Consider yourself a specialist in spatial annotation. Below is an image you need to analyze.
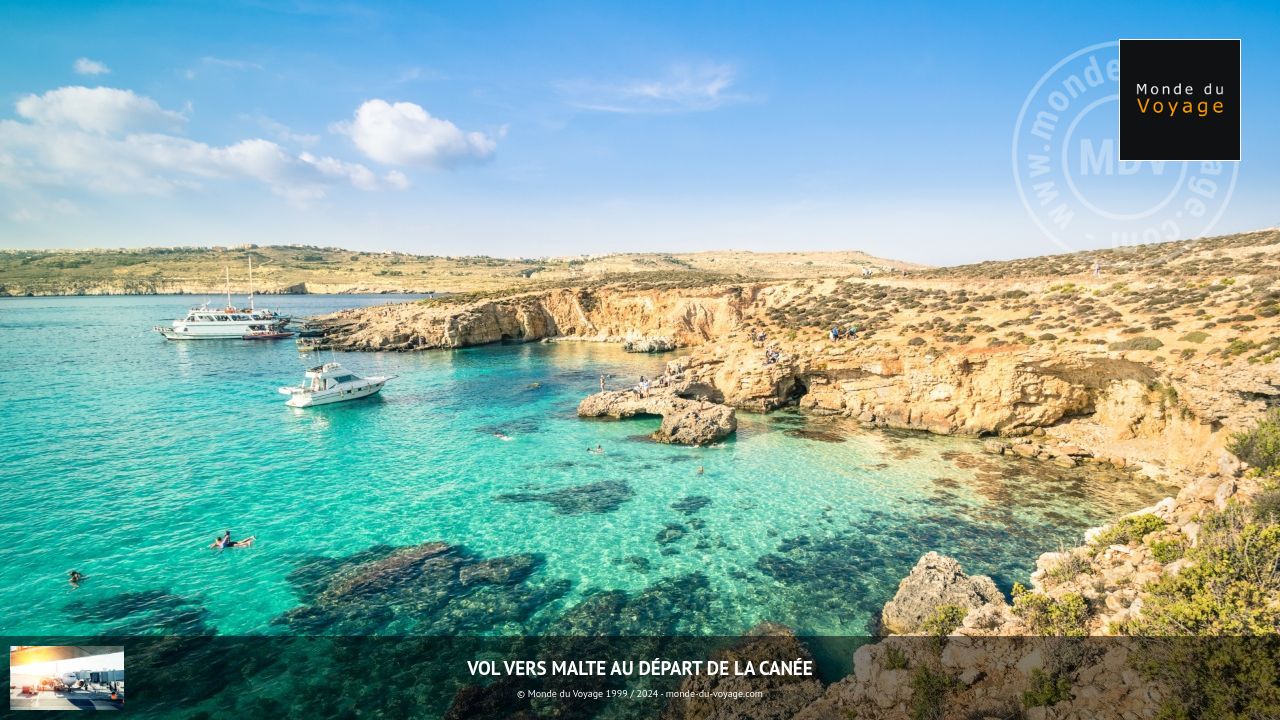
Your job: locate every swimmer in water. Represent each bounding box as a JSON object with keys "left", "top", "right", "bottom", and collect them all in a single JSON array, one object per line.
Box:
[
  {"left": 210, "top": 530, "right": 256, "bottom": 549},
  {"left": 68, "top": 570, "right": 84, "bottom": 587},
  {"left": 493, "top": 432, "right": 512, "bottom": 441}
]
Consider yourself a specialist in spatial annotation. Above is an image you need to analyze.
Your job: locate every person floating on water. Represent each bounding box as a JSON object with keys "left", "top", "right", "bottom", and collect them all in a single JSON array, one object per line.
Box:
[
  {"left": 68, "top": 570, "right": 84, "bottom": 587},
  {"left": 211, "top": 530, "right": 256, "bottom": 549},
  {"left": 589, "top": 443, "right": 604, "bottom": 455}
]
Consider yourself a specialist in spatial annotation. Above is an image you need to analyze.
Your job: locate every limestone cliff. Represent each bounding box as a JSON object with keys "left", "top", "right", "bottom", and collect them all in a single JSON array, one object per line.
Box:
[
  {"left": 315, "top": 285, "right": 755, "bottom": 351},
  {"left": 673, "top": 341, "right": 1278, "bottom": 482}
]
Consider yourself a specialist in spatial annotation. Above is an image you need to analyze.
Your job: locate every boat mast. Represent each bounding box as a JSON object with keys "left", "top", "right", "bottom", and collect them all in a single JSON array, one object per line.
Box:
[
  {"left": 225, "top": 266, "right": 231, "bottom": 309},
  {"left": 248, "top": 255, "right": 255, "bottom": 311}
]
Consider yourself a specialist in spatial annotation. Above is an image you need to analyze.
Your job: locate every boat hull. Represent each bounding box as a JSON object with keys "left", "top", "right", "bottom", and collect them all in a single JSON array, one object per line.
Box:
[{"left": 158, "top": 329, "right": 253, "bottom": 340}]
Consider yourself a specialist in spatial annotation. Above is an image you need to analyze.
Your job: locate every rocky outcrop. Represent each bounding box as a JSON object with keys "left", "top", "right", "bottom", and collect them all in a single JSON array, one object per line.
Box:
[
  {"left": 315, "top": 285, "right": 755, "bottom": 351},
  {"left": 880, "top": 552, "right": 1005, "bottom": 634},
  {"left": 623, "top": 335, "right": 677, "bottom": 353},
  {"left": 793, "top": 634, "right": 1168, "bottom": 720},
  {"left": 577, "top": 389, "right": 737, "bottom": 445},
  {"left": 676, "top": 342, "right": 1279, "bottom": 481},
  {"left": 786, "top": 459, "right": 1263, "bottom": 720}
]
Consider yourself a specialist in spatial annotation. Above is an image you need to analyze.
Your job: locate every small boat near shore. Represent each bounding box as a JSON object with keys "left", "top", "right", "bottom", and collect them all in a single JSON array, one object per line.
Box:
[
  {"left": 244, "top": 330, "right": 295, "bottom": 340},
  {"left": 278, "top": 362, "right": 393, "bottom": 407}
]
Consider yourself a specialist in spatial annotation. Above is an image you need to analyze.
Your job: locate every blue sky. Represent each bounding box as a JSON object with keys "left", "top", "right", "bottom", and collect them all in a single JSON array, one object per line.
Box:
[{"left": 0, "top": 1, "right": 1276, "bottom": 264}]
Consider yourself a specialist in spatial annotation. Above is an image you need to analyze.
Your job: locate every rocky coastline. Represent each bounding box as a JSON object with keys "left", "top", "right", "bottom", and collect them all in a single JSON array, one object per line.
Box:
[{"left": 310, "top": 230, "right": 1280, "bottom": 718}]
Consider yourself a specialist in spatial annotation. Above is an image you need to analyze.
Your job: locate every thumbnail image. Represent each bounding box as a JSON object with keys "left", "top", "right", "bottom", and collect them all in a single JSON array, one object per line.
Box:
[{"left": 9, "top": 646, "right": 124, "bottom": 712}]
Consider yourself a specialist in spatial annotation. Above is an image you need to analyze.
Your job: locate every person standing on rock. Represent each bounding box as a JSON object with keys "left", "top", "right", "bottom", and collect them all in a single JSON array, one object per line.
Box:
[
  {"left": 599, "top": 374, "right": 606, "bottom": 393},
  {"left": 639, "top": 376, "right": 651, "bottom": 398}
]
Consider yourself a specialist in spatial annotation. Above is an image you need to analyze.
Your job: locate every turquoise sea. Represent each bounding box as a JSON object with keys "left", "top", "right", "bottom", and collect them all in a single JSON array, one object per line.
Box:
[{"left": 0, "top": 295, "right": 1176, "bottom": 639}]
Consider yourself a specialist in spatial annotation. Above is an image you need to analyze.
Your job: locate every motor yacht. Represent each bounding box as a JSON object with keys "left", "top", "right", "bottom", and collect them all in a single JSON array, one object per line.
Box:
[{"left": 277, "top": 362, "right": 393, "bottom": 407}]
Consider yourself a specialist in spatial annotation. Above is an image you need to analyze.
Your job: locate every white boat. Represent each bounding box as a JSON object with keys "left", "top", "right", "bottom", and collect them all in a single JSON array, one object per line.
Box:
[
  {"left": 155, "top": 305, "right": 289, "bottom": 339},
  {"left": 154, "top": 260, "right": 290, "bottom": 340},
  {"left": 277, "top": 362, "right": 393, "bottom": 407}
]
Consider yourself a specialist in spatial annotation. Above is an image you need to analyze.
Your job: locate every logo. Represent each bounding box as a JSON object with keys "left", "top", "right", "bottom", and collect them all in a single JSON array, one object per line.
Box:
[
  {"left": 1119, "top": 39, "right": 1240, "bottom": 161},
  {"left": 1012, "top": 41, "right": 1237, "bottom": 252}
]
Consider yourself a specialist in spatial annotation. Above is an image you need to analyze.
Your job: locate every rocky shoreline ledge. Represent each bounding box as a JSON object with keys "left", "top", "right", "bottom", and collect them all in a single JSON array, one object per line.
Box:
[{"left": 577, "top": 388, "right": 737, "bottom": 446}]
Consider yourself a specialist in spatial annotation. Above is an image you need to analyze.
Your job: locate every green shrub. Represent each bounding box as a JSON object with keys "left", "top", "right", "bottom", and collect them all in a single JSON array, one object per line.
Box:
[
  {"left": 1046, "top": 552, "right": 1090, "bottom": 582},
  {"left": 921, "top": 604, "right": 967, "bottom": 638},
  {"left": 1224, "top": 338, "right": 1257, "bottom": 357},
  {"left": 1150, "top": 538, "right": 1185, "bottom": 564},
  {"left": 1180, "top": 331, "right": 1209, "bottom": 343},
  {"left": 1093, "top": 514, "right": 1166, "bottom": 547},
  {"left": 1109, "top": 336, "right": 1164, "bottom": 351},
  {"left": 1022, "top": 667, "right": 1072, "bottom": 708},
  {"left": 1128, "top": 504, "right": 1280, "bottom": 635},
  {"left": 1228, "top": 408, "right": 1280, "bottom": 475},
  {"left": 909, "top": 666, "right": 959, "bottom": 720},
  {"left": 1125, "top": 502, "right": 1280, "bottom": 718},
  {"left": 1253, "top": 489, "right": 1280, "bottom": 524},
  {"left": 884, "top": 645, "right": 908, "bottom": 670},
  {"left": 1011, "top": 585, "right": 1089, "bottom": 636}
]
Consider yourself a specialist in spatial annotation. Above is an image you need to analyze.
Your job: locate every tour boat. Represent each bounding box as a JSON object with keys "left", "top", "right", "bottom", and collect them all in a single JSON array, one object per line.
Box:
[
  {"left": 154, "top": 259, "right": 290, "bottom": 340},
  {"left": 155, "top": 304, "right": 290, "bottom": 339},
  {"left": 277, "top": 362, "right": 393, "bottom": 407}
]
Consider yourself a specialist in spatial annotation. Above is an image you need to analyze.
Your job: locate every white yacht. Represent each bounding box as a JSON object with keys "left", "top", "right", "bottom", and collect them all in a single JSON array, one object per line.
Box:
[
  {"left": 154, "top": 261, "right": 290, "bottom": 340},
  {"left": 278, "top": 362, "right": 393, "bottom": 407}
]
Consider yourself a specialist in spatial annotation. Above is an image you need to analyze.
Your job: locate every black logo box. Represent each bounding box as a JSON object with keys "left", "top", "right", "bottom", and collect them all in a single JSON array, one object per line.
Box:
[{"left": 1119, "top": 39, "right": 1240, "bottom": 161}]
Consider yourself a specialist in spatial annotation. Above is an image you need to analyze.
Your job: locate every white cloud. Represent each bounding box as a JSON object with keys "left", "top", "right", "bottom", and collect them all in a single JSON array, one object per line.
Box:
[
  {"left": 252, "top": 115, "right": 321, "bottom": 145},
  {"left": 557, "top": 62, "right": 747, "bottom": 114},
  {"left": 335, "top": 99, "right": 496, "bottom": 168},
  {"left": 385, "top": 170, "right": 410, "bottom": 190},
  {"left": 17, "top": 86, "right": 186, "bottom": 135},
  {"left": 201, "top": 56, "right": 262, "bottom": 71},
  {"left": 73, "top": 58, "right": 111, "bottom": 76},
  {"left": 0, "top": 85, "right": 394, "bottom": 203},
  {"left": 182, "top": 56, "right": 263, "bottom": 80}
]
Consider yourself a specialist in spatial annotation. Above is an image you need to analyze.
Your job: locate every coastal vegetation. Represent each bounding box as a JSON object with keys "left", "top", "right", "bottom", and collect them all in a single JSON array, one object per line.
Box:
[{"left": 0, "top": 244, "right": 914, "bottom": 296}]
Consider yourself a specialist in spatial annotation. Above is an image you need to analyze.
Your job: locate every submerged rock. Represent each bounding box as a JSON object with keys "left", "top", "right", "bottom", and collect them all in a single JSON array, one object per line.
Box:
[
  {"left": 65, "top": 589, "right": 216, "bottom": 635},
  {"left": 457, "top": 553, "right": 541, "bottom": 587},
  {"left": 784, "top": 428, "right": 848, "bottom": 443},
  {"left": 276, "top": 541, "right": 563, "bottom": 635},
  {"left": 496, "top": 479, "right": 635, "bottom": 514},
  {"left": 655, "top": 523, "right": 688, "bottom": 545},
  {"left": 671, "top": 495, "right": 713, "bottom": 515},
  {"left": 880, "top": 552, "right": 1005, "bottom": 634}
]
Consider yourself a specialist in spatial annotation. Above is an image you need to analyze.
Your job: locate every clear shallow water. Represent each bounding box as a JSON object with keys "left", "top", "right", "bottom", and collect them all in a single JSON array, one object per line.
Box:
[{"left": 0, "top": 295, "right": 1176, "bottom": 637}]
